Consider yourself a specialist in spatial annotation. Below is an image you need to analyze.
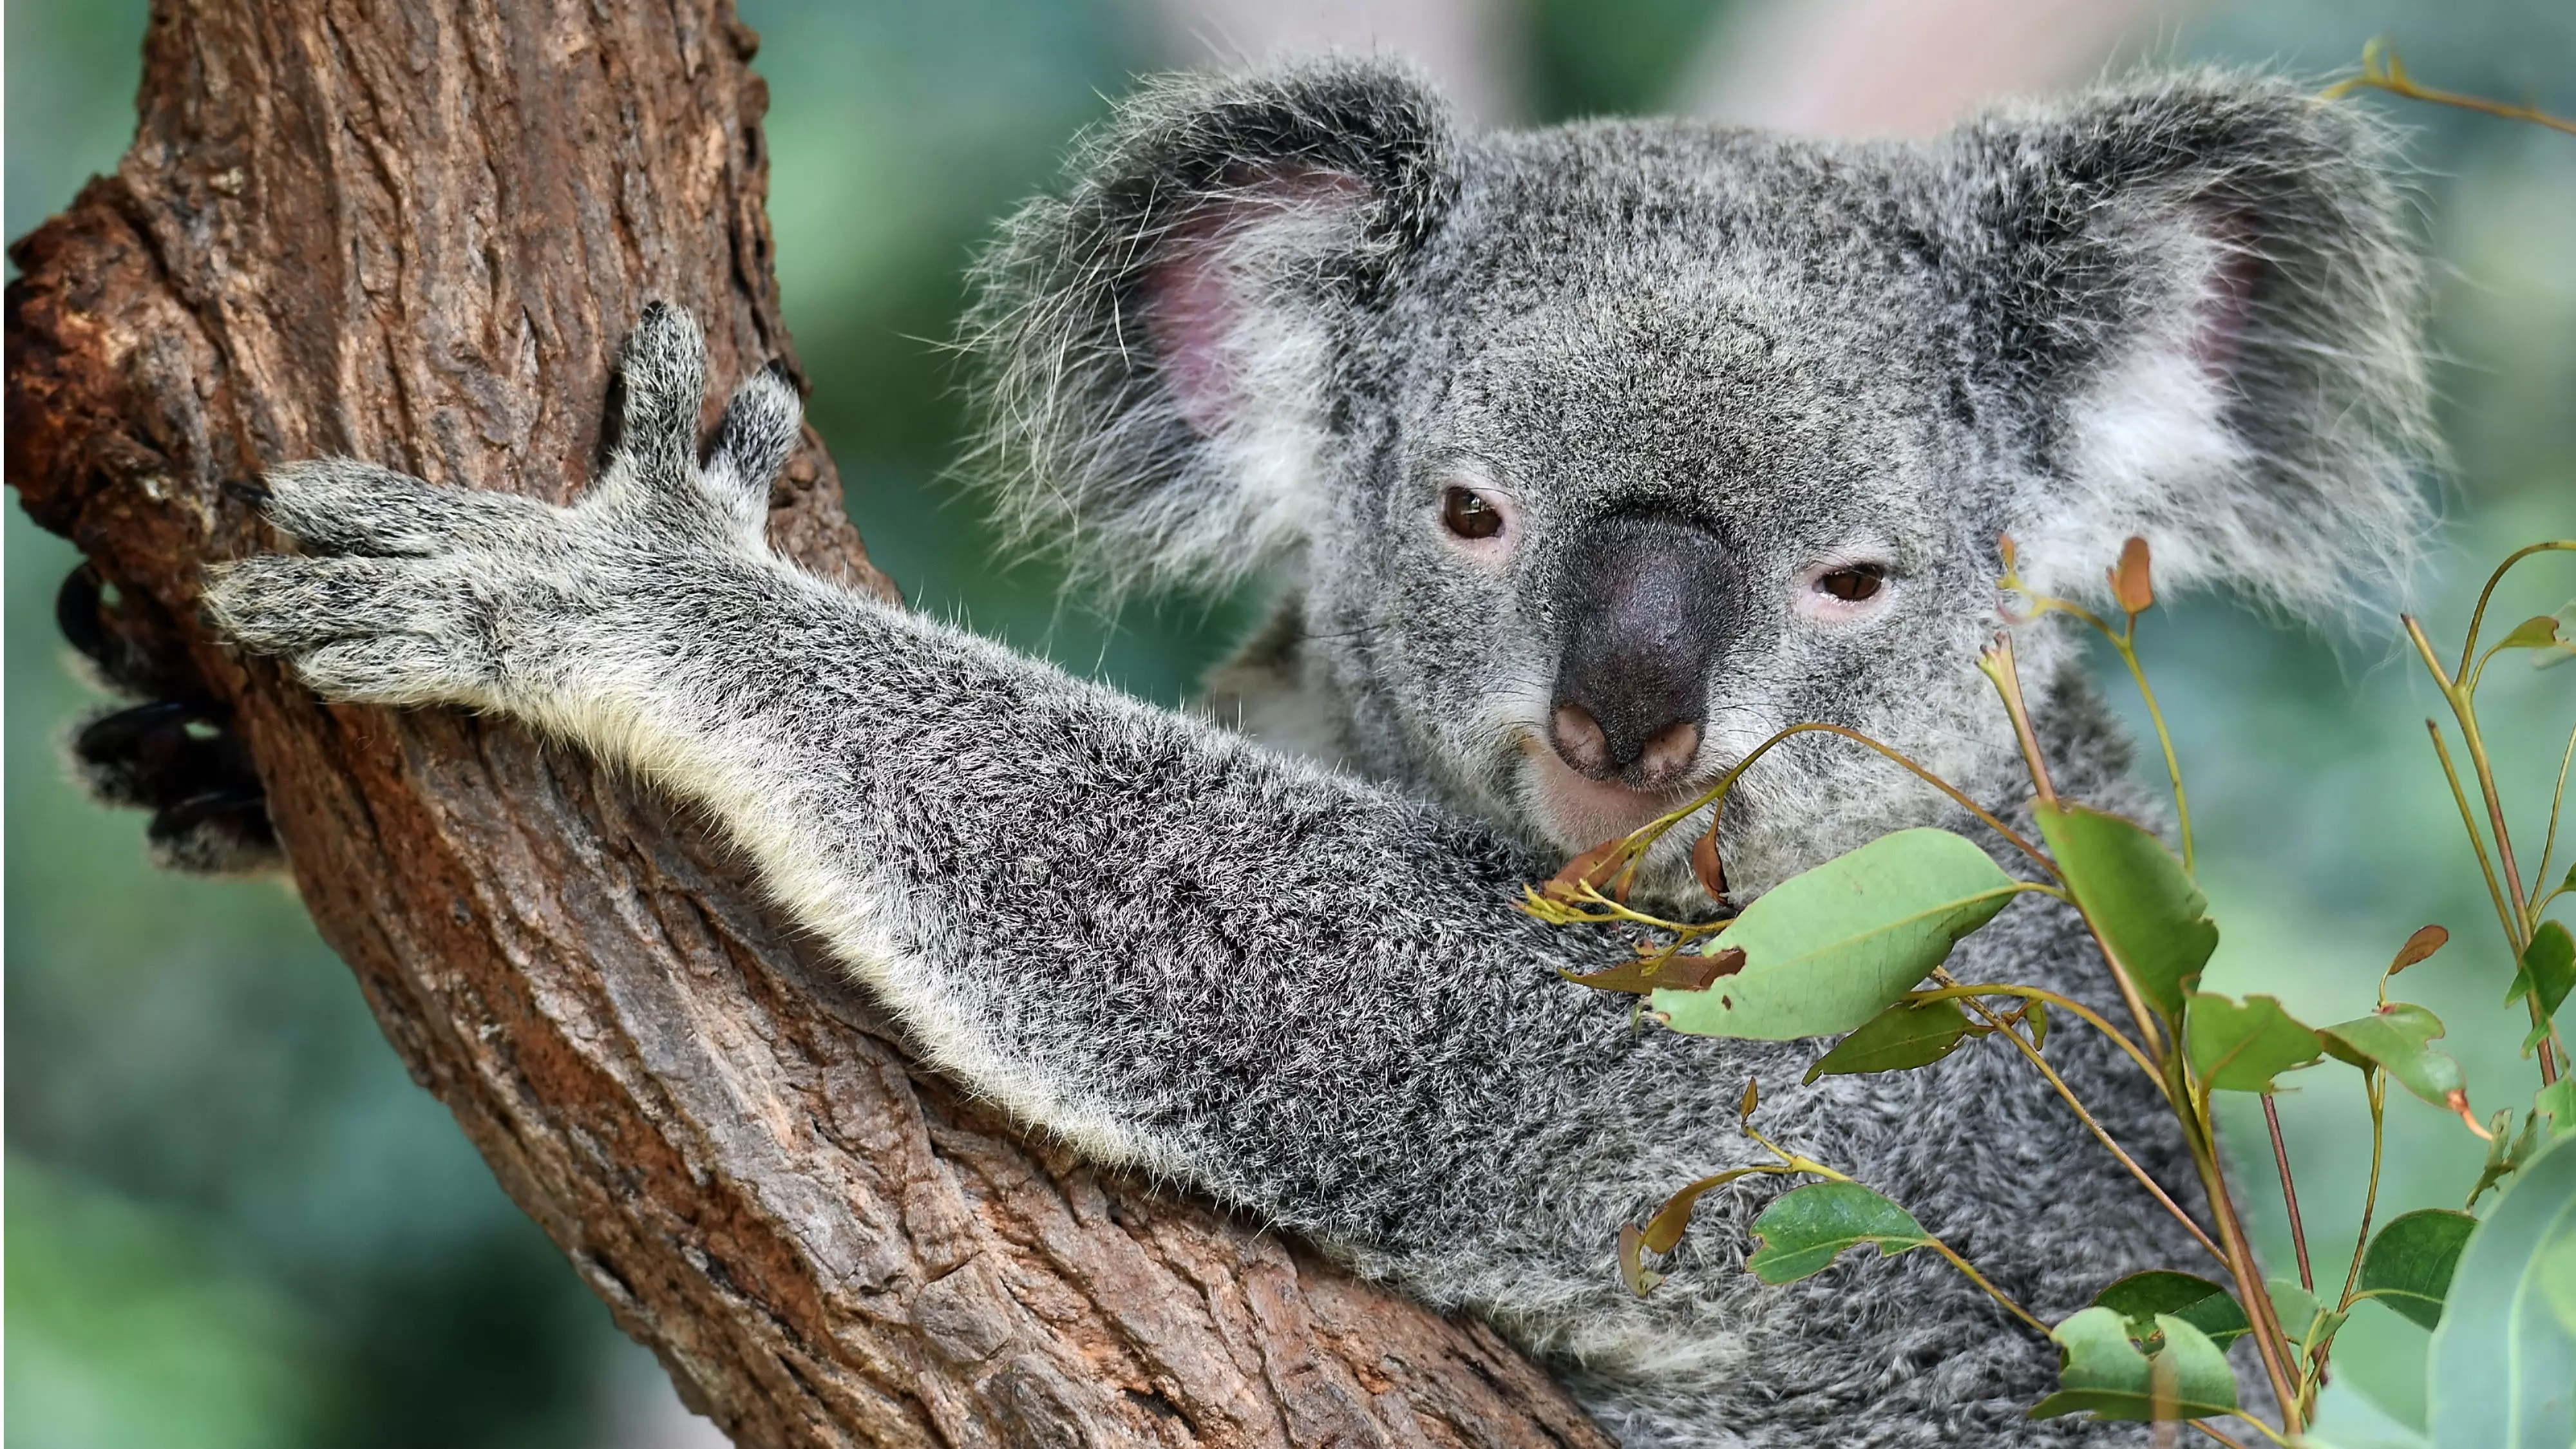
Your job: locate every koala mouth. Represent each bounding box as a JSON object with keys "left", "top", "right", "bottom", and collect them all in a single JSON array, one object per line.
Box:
[{"left": 1518, "top": 736, "right": 1703, "bottom": 852}]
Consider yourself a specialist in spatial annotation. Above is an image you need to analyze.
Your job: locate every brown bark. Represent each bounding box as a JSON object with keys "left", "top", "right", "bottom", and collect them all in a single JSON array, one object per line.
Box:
[{"left": 4, "top": 5, "right": 1611, "bottom": 1447}]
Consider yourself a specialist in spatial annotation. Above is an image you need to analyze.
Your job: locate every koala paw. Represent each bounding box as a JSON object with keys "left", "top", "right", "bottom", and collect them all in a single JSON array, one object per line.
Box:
[
  {"left": 209, "top": 301, "right": 804, "bottom": 716},
  {"left": 57, "top": 562, "right": 283, "bottom": 875}
]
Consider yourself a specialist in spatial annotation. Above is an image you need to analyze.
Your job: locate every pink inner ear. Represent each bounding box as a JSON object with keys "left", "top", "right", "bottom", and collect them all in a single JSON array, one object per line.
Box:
[
  {"left": 1142, "top": 167, "right": 1368, "bottom": 439},
  {"left": 1146, "top": 236, "right": 1240, "bottom": 439},
  {"left": 2189, "top": 213, "right": 2260, "bottom": 386}
]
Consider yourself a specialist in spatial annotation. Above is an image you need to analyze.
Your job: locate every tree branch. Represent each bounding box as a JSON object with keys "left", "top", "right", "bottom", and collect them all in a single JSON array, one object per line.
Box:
[{"left": 3, "top": 3, "right": 1610, "bottom": 1445}]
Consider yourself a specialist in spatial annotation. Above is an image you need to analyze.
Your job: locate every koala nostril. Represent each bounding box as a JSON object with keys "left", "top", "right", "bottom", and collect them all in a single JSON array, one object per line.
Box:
[
  {"left": 1634, "top": 720, "right": 1701, "bottom": 789},
  {"left": 1551, "top": 703, "right": 1609, "bottom": 778}
]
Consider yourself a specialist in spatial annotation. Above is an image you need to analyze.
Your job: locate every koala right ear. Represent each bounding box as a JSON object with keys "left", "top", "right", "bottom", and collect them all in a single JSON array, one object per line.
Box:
[{"left": 961, "top": 59, "right": 1457, "bottom": 594}]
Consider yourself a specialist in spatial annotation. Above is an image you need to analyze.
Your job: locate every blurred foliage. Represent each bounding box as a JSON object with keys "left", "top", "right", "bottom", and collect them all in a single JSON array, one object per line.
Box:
[{"left": 6, "top": 0, "right": 2571, "bottom": 1444}]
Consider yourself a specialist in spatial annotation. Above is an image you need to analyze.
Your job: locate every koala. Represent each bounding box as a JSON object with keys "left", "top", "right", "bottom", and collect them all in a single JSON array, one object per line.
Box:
[{"left": 110, "top": 58, "right": 2431, "bottom": 1448}]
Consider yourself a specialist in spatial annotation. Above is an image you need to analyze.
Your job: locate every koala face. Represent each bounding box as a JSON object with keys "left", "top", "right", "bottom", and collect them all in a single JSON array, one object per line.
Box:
[{"left": 967, "top": 62, "right": 2427, "bottom": 891}]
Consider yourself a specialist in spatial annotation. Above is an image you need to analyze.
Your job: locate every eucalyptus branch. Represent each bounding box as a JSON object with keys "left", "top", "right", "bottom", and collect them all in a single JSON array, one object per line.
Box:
[
  {"left": 1624, "top": 721, "right": 2059, "bottom": 878},
  {"left": 1903, "top": 982, "right": 2159, "bottom": 1079},
  {"left": 1937, "top": 976, "right": 2226, "bottom": 1264},
  {"left": 1923, "top": 1239, "right": 2051, "bottom": 1336},
  {"left": 2318, "top": 41, "right": 2576, "bottom": 137},
  {"left": 2533, "top": 724, "right": 2575, "bottom": 911},
  {"left": 2182, "top": 1105, "right": 2306, "bottom": 1437},
  {"left": 2261, "top": 1096, "right": 2313, "bottom": 1292},
  {"left": 2423, "top": 719, "right": 2520, "bottom": 955}
]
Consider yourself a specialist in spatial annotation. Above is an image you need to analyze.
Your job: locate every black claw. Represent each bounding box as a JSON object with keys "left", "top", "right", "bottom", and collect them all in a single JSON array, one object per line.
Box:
[
  {"left": 56, "top": 562, "right": 196, "bottom": 699},
  {"left": 56, "top": 561, "right": 109, "bottom": 656},
  {"left": 72, "top": 699, "right": 262, "bottom": 815},
  {"left": 154, "top": 788, "right": 269, "bottom": 833},
  {"left": 75, "top": 698, "right": 204, "bottom": 755},
  {"left": 147, "top": 789, "right": 281, "bottom": 875}
]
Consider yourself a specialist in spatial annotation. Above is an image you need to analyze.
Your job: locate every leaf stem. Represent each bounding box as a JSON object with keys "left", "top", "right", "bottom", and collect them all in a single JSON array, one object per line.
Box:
[
  {"left": 2313, "top": 1073, "right": 2388, "bottom": 1390},
  {"left": 2260, "top": 1095, "right": 2312, "bottom": 1292},
  {"left": 1904, "top": 982, "right": 2158, "bottom": 1079},
  {"left": 2319, "top": 44, "right": 2576, "bottom": 135},
  {"left": 2532, "top": 724, "right": 2575, "bottom": 911},
  {"left": 2422, "top": 720, "right": 2519, "bottom": 960},
  {"left": 2111, "top": 630, "right": 2195, "bottom": 875},
  {"left": 1940, "top": 980, "right": 2226, "bottom": 1264},
  {"left": 2184, "top": 1103, "right": 2305, "bottom": 1437},
  {"left": 1978, "top": 634, "right": 2059, "bottom": 808},
  {"left": 2446, "top": 540, "right": 2576, "bottom": 681},
  {"left": 1923, "top": 1238, "right": 2050, "bottom": 1336},
  {"left": 2190, "top": 1421, "right": 2253, "bottom": 1449},
  {"left": 1627, "top": 721, "right": 2060, "bottom": 880}
]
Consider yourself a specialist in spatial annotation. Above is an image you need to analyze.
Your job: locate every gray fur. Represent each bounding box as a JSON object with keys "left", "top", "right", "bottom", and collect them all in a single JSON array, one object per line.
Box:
[{"left": 207, "top": 64, "right": 2430, "bottom": 1446}]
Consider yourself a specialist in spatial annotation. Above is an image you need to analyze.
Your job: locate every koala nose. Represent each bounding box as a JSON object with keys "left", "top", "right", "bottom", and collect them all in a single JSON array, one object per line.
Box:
[{"left": 1549, "top": 514, "right": 1732, "bottom": 790}]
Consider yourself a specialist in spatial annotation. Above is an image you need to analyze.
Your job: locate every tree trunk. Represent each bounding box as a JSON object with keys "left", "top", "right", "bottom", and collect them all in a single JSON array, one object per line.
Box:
[{"left": 3, "top": 5, "right": 1612, "bottom": 1446}]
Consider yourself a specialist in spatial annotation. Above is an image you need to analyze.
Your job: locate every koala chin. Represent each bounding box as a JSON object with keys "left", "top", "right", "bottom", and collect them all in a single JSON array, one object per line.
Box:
[{"left": 200, "top": 59, "right": 2426, "bottom": 1448}]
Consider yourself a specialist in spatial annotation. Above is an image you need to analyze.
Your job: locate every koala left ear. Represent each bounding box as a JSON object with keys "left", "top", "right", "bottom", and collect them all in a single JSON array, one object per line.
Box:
[
  {"left": 962, "top": 59, "right": 1459, "bottom": 596},
  {"left": 1939, "top": 72, "right": 2435, "bottom": 618}
]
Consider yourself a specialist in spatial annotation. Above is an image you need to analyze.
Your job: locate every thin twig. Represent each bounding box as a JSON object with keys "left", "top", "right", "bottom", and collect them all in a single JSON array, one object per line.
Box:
[
  {"left": 2262, "top": 1096, "right": 2313, "bottom": 1291},
  {"left": 2187, "top": 1108, "right": 2306, "bottom": 1437},
  {"left": 2532, "top": 724, "right": 2575, "bottom": 911},
  {"left": 1944, "top": 983, "right": 2226, "bottom": 1264},
  {"left": 1906, "top": 981, "right": 2159, "bottom": 1080}
]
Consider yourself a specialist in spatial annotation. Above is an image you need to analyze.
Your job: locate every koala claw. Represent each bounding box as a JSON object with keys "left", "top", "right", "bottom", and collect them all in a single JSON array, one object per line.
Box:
[
  {"left": 210, "top": 303, "right": 802, "bottom": 717},
  {"left": 57, "top": 567, "right": 281, "bottom": 873}
]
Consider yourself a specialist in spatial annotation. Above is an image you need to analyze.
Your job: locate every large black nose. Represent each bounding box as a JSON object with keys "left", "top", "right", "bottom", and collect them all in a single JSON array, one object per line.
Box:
[{"left": 1548, "top": 514, "right": 1732, "bottom": 789}]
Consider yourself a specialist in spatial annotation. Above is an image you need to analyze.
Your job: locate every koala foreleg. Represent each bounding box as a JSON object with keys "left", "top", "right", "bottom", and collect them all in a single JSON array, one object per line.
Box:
[{"left": 207, "top": 303, "right": 1779, "bottom": 1263}]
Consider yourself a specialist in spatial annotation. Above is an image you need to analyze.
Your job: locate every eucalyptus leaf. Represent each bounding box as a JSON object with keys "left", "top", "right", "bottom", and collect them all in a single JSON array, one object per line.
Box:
[
  {"left": 2468, "top": 1110, "right": 2541, "bottom": 1211},
  {"left": 2494, "top": 614, "right": 2564, "bottom": 650},
  {"left": 2318, "top": 1005, "right": 2469, "bottom": 1112},
  {"left": 2269, "top": 1277, "right": 2326, "bottom": 1345},
  {"left": 2034, "top": 802, "right": 2216, "bottom": 1019},
  {"left": 2503, "top": 922, "right": 2573, "bottom": 1056},
  {"left": 2184, "top": 992, "right": 2322, "bottom": 1094},
  {"left": 2427, "top": 1132, "right": 2576, "bottom": 1449},
  {"left": 1744, "top": 1182, "right": 1934, "bottom": 1284},
  {"left": 2358, "top": 1209, "right": 2479, "bottom": 1332},
  {"left": 2535, "top": 1079, "right": 2576, "bottom": 1137},
  {"left": 2090, "top": 1270, "right": 2251, "bottom": 1349},
  {"left": 1803, "top": 998, "right": 1972, "bottom": 1084},
  {"left": 1653, "top": 830, "right": 2021, "bottom": 1041},
  {"left": 2027, "top": 1307, "right": 2240, "bottom": 1423}
]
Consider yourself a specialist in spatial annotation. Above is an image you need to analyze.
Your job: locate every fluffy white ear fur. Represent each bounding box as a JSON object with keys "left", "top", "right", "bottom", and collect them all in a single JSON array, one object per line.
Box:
[
  {"left": 1967, "top": 76, "right": 2434, "bottom": 629},
  {"left": 2010, "top": 209, "right": 2259, "bottom": 609},
  {"left": 1135, "top": 170, "right": 1373, "bottom": 588}
]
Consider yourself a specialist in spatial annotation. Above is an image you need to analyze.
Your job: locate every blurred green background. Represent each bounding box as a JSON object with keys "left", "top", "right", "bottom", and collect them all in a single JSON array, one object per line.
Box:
[{"left": 6, "top": 1, "right": 2570, "bottom": 1444}]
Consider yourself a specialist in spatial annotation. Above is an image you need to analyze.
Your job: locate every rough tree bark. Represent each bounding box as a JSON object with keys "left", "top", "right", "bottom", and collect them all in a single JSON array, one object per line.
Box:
[{"left": 4, "top": 5, "right": 1612, "bottom": 1446}]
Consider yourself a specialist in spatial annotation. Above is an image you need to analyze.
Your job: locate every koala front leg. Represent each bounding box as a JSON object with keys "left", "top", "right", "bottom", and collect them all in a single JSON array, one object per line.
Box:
[{"left": 209, "top": 304, "right": 1794, "bottom": 1263}]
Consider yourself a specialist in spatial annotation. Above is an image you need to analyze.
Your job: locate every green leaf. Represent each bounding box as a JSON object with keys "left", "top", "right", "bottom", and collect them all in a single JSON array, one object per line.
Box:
[
  {"left": 2034, "top": 802, "right": 2217, "bottom": 1019},
  {"left": 2427, "top": 1132, "right": 2576, "bottom": 1449},
  {"left": 2503, "top": 922, "right": 2573, "bottom": 1056},
  {"left": 1743, "top": 1182, "right": 1934, "bottom": 1284},
  {"left": 2535, "top": 1079, "right": 2576, "bottom": 1138},
  {"left": 2495, "top": 614, "right": 2565, "bottom": 650},
  {"left": 2270, "top": 1277, "right": 2326, "bottom": 1343},
  {"left": 2090, "top": 1271, "right": 2251, "bottom": 1349},
  {"left": 2184, "top": 992, "right": 2323, "bottom": 1094},
  {"left": 1803, "top": 998, "right": 1973, "bottom": 1084},
  {"left": 2028, "top": 1307, "right": 2241, "bottom": 1423},
  {"left": 2358, "top": 1209, "right": 2480, "bottom": 1332},
  {"left": 2318, "top": 1005, "right": 2468, "bottom": 1112},
  {"left": 2468, "top": 1110, "right": 2542, "bottom": 1211},
  {"left": 1653, "top": 830, "right": 2021, "bottom": 1041}
]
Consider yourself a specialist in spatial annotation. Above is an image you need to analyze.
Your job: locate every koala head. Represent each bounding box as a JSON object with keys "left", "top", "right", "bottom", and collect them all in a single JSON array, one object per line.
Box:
[{"left": 964, "top": 61, "right": 2430, "bottom": 893}]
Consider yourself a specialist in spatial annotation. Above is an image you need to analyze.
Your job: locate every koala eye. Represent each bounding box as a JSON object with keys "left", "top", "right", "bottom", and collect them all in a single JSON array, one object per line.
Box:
[
  {"left": 1441, "top": 486, "right": 1505, "bottom": 541},
  {"left": 1816, "top": 565, "right": 1885, "bottom": 603}
]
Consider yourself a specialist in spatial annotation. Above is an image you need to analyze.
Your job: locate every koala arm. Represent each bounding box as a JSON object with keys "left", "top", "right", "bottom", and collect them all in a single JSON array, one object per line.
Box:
[{"left": 209, "top": 305, "right": 1757, "bottom": 1260}]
